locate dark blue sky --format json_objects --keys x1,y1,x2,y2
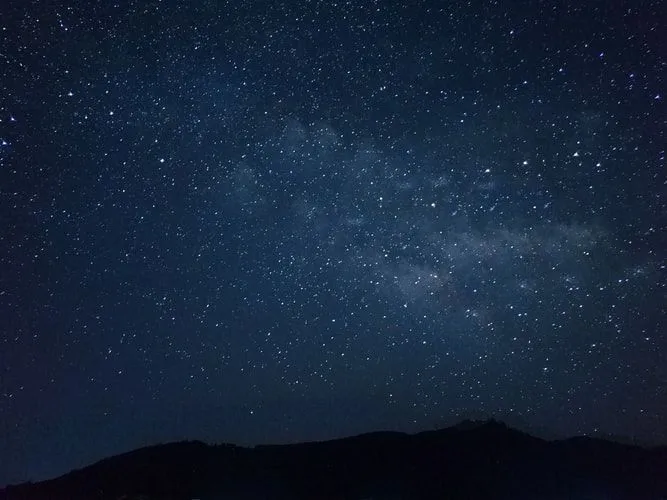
[{"x1": 1, "y1": 0, "x2": 665, "y2": 486}]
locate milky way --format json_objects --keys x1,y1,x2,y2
[{"x1": 0, "y1": 0, "x2": 665, "y2": 485}]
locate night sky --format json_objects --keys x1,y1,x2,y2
[{"x1": 1, "y1": 0, "x2": 665, "y2": 486}]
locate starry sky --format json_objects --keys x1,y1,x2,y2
[{"x1": 1, "y1": 0, "x2": 665, "y2": 486}]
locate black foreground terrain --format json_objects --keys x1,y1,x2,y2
[{"x1": 2, "y1": 420, "x2": 666, "y2": 499}]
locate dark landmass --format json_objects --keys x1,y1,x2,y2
[{"x1": 2, "y1": 420, "x2": 666, "y2": 499}]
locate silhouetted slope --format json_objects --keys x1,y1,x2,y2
[{"x1": 2, "y1": 420, "x2": 666, "y2": 499}]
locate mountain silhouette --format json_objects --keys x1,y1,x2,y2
[{"x1": 2, "y1": 419, "x2": 666, "y2": 499}]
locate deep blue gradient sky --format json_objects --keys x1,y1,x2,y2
[{"x1": 1, "y1": 0, "x2": 665, "y2": 486}]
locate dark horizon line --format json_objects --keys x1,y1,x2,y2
[{"x1": 3, "y1": 416, "x2": 665, "y2": 490}]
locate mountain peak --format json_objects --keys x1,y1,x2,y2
[{"x1": 2, "y1": 422, "x2": 665, "y2": 499}]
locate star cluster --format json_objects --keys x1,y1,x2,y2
[{"x1": 0, "y1": 0, "x2": 665, "y2": 485}]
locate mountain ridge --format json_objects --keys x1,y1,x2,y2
[{"x1": 2, "y1": 419, "x2": 666, "y2": 499}]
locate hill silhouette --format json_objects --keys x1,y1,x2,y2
[{"x1": 1, "y1": 419, "x2": 666, "y2": 499}]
